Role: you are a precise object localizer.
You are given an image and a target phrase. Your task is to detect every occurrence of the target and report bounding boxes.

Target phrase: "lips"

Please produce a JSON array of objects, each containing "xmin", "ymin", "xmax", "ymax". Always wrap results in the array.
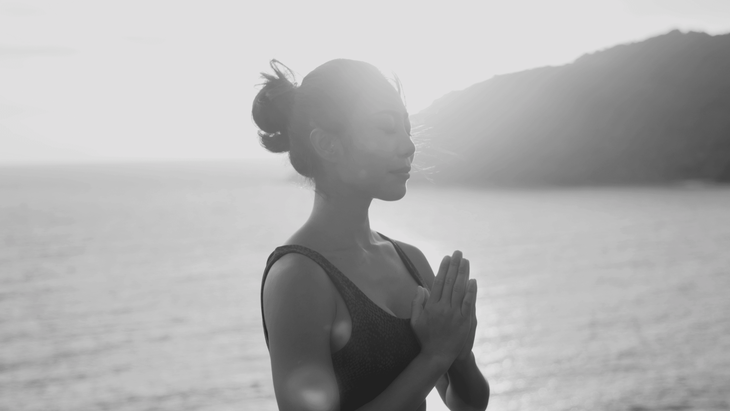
[{"xmin": 390, "ymin": 166, "xmax": 411, "ymax": 174}]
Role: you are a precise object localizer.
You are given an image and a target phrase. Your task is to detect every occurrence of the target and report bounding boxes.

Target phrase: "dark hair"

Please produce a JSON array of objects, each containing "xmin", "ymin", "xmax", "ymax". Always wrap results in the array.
[{"xmin": 252, "ymin": 59, "xmax": 404, "ymax": 181}]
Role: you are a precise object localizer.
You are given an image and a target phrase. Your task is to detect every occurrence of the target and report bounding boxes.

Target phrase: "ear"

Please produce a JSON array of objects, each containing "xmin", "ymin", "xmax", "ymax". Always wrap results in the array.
[{"xmin": 309, "ymin": 128, "xmax": 344, "ymax": 162}]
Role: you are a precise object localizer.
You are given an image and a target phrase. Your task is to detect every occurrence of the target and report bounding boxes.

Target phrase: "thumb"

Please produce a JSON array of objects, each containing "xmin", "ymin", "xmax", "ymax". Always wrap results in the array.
[{"xmin": 411, "ymin": 286, "xmax": 425, "ymax": 322}]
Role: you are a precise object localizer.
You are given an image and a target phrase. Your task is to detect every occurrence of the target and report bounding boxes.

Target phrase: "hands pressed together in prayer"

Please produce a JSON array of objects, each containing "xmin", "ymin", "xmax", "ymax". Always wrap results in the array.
[{"xmin": 410, "ymin": 251, "xmax": 478, "ymax": 367}]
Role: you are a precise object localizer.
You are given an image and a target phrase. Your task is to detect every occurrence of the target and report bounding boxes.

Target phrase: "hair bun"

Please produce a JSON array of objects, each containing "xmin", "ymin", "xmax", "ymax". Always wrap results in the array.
[{"xmin": 252, "ymin": 60, "xmax": 298, "ymax": 153}]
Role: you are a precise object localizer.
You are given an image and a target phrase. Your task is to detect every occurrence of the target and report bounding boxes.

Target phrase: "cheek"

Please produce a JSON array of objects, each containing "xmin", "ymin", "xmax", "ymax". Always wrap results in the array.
[
  {"xmin": 344, "ymin": 132, "xmax": 397, "ymax": 184},
  {"xmin": 347, "ymin": 144, "xmax": 392, "ymax": 183},
  {"xmin": 353, "ymin": 134, "xmax": 397, "ymax": 157},
  {"xmin": 356, "ymin": 169, "xmax": 370, "ymax": 181}
]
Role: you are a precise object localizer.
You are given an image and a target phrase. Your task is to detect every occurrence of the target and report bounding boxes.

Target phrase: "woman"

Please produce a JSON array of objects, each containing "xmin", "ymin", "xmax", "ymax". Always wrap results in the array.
[{"xmin": 255, "ymin": 59, "xmax": 489, "ymax": 411}]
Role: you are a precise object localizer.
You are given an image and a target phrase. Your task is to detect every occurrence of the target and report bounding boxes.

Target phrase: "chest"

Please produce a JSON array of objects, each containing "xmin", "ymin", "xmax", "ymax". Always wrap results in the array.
[{"xmin": 325, "ymin": 246, "xmax": 420, "ymax": 319}]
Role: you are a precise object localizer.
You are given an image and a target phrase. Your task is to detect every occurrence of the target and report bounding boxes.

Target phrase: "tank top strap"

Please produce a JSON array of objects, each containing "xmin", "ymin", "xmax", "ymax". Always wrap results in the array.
[
  {"xmin": 260, "ymin": 244, "xmax": 369, "ymax": 348},
  {"xmin": 376, "ymin": 232, "xmax": 427, "ymax": 288}
]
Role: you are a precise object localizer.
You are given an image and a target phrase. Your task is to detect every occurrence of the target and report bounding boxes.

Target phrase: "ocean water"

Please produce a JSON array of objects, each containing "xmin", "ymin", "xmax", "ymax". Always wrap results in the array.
[{"xmin": 1, "ymin": 160, "xmax": 728, "ymax": 411}]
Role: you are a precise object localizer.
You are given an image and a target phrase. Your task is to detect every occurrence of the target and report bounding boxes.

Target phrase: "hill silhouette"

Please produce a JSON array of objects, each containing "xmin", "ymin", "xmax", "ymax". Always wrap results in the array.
[{"xmin": 411, "ymin": 29, "xmax": 730, "ymax": 186}]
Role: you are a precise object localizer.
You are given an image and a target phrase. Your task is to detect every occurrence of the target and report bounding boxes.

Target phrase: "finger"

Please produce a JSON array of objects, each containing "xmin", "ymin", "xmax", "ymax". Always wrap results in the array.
[
  {"xmin": 452, "ymin": 258, "xmax": 470, "ymax": 305},
  {"xmin": 410, "ymin": 286, "xmax": 425, "ymax": 323},
  {"xmin": 471, "ymin": 279, "xmax": 478, "ymax": 320},
  {"xmin": 430, "ymin": 255, "xmax": 450, "ymax": 302},
  {"xmin": 441, "ymin": 250, "xmax": 462, "ymax": 306},
  {"xmin": 461, "ymin": 279, "xmax": 477, "ymax": 317}
]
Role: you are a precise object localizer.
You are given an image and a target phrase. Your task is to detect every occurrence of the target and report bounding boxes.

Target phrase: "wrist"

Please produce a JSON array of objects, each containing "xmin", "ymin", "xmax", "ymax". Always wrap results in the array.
[
  {"xmin": 452, "ymin": 351, "xmax": 475, "ymax": 369},
  {"xmin": 418, "ymin": 350, "xmax": 454, "ymax": 372}
]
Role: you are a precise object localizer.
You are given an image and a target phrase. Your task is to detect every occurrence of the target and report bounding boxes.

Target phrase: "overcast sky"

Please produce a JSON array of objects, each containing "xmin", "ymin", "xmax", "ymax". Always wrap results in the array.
[{"xmin": 1, "ymin": 0, "xmax": 729, "ymax": 164}]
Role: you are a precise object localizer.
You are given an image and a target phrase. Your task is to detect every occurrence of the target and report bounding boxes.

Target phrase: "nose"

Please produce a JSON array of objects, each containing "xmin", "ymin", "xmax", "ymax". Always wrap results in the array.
[{"xmin": 399, "ymin": 134, "xmax": 416, "ymax": 161}]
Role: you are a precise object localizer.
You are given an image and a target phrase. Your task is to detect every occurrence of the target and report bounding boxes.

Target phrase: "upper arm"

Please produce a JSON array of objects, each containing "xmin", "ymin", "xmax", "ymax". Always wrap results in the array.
[{"xmin": 263, "ymin": 254, "xmax": 340, "ymax": 411}]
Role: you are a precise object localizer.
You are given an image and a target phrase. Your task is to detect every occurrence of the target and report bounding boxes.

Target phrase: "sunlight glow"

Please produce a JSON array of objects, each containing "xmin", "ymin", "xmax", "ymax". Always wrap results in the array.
[
  {"xmin": 284, "ymin": 364, "xmax": 338, "ymax": 411},
  {"xmin": 299, "ymin": 388, "xmax": 332, "ymax": 411},
  {"xmin": 1, "ymin": 0, "xmax": 729, "ymax": 164}
]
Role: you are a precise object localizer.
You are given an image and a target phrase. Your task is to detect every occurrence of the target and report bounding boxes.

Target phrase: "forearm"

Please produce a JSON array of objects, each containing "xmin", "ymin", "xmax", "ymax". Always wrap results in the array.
[
  {"xmin": 356, "ymin": 353, "xmax": 450, "ymax": 411},
  {"xmin": 445, "ymin": 352, "xmax": 489, "ymax": 411}
]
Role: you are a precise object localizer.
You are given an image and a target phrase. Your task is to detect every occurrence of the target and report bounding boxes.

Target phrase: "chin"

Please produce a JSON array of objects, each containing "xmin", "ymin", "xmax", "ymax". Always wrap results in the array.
[{"xmin": 376, "ymin": 183, "xmax": 408, "ymax": 202}]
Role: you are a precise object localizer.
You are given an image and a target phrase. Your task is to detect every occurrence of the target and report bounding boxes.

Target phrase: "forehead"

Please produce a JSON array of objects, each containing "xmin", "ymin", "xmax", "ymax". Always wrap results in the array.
[{"xmin": 353, "ymin": 81, "xmax": 407, "ymax": 116}]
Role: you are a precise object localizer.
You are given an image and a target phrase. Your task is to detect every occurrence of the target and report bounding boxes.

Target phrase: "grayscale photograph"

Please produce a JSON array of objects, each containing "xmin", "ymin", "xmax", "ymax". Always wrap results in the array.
[{"xmin": 1, "ymin": 1, "xmax": 729, "ymax": 410}]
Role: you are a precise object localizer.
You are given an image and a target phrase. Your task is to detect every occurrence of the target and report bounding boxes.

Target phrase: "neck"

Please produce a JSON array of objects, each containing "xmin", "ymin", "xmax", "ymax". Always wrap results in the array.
[{"xmin": 305, "ymin": 187, "xmax": 376, "ymax": 252}]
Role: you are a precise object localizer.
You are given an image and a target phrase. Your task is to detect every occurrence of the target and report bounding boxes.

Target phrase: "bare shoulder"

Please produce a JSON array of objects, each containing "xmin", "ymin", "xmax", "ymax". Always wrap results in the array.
[
  {"xmin": 391, "ymin": 239, "xmax": 437, "ymax": 289},
  {"xmin": 263, "ymin": 252, "xmax": 337, "ymax": 325},
  {"xmin": 263, "ymin": 252, "xmax": 340, "ymax": 409}
]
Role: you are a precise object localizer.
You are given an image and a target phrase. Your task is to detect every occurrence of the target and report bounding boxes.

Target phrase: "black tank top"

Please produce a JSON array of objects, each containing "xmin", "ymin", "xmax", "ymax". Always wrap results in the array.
[{"xmin": 260, "ymin": 233, "xmax": 427, "ymax": 411}]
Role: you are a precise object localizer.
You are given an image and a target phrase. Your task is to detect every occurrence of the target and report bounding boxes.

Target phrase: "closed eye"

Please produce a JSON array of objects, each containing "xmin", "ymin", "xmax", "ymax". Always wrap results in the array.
[
  {"xmin": 375, "ymin": 115, "xmax": 397, "ymax": 133},
  {"xmin": 371, "ymin": 110, "xmax": 411, "ymax": 136}
]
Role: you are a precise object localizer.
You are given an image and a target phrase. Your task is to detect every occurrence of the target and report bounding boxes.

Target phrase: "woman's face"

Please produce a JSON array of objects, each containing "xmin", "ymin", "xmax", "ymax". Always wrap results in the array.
[{"xmin": 334, "ymin": 83, "xmax": 416, "ymax": 201}]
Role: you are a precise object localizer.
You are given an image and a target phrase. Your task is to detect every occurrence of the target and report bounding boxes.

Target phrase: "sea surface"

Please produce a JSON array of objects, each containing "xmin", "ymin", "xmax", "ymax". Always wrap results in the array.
[{"xmin": 1, "ymin": 160, "xmax": 728, "ymax": 411}]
